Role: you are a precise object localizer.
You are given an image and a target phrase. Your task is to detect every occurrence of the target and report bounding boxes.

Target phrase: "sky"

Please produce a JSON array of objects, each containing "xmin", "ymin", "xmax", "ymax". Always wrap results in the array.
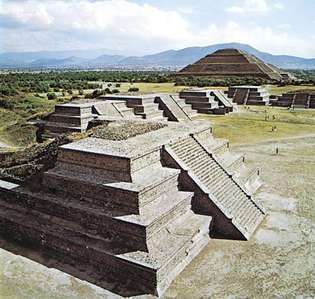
[{"xmin": 0, "ymin": 0, "xmax": 314, "ymax": 57}]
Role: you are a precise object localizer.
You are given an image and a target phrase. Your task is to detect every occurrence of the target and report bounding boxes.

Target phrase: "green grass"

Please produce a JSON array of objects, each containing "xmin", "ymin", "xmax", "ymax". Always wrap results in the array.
[
  {"xmin": 196, "ymin": 106, "xmax": 315, "ymax": 145},
  {"xmin": 0, "ymin": 94, "xmax": 61, "ymax": 147}
]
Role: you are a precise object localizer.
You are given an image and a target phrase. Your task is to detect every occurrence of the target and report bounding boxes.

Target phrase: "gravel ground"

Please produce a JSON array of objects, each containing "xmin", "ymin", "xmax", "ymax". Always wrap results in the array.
[{"xmin": 0, "ymin": 136, "xmax": 314, "ymax": 299}]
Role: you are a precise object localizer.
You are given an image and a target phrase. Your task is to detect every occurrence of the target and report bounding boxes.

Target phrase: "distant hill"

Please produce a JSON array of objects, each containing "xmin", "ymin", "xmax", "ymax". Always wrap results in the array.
[{"xmin": 1, "ymin": 43, "xmax": 314, "ymax": 70}]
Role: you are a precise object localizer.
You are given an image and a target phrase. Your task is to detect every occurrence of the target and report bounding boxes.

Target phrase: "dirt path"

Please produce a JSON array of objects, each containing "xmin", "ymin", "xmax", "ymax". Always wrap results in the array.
[{"xmin": 232, "ymin": 132, "xmax": 315, "ymax": 148}]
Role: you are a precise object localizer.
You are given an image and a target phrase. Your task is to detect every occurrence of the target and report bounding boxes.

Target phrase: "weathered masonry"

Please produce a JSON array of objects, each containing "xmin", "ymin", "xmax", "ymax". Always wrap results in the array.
[{"xmin": 0, "ymin": 120, "xmax": 265, "ymax": 297}]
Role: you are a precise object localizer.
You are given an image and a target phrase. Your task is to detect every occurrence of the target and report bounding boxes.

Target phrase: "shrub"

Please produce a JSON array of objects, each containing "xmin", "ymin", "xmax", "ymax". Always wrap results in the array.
[
  {"xmin": 0, "ymin": 98, "xmax": 15, "ymax": 109},
  {"xmin": 128, "ymin": 87, "xmax": 139, "ymax": 92},
  {"xmin": 47, "ymin": 92, "xmax": 57, "ymax": 100}
]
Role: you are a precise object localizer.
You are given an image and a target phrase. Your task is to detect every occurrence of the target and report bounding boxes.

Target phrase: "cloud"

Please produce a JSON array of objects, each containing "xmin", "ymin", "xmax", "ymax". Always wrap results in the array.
[
  {"xmin": 194, "ymin": 21, "xmax": 314, "ymax": 57},
  {"xmin": 226, "ymin": 0, "xmax": 283, "ymax": 14},
  {"xmin": 0, "ymin": 0, "xmax": 192, "ymax": 53},
  {"xmin": 0, "ymin": 0, "xmax": 314, "ymax": 57}
]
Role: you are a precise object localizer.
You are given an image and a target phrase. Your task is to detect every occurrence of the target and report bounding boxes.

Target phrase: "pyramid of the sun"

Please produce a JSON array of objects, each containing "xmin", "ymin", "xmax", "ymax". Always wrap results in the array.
[{"xmin": 177, "ymin": 48, "xmax": 284, "ymax": 81}]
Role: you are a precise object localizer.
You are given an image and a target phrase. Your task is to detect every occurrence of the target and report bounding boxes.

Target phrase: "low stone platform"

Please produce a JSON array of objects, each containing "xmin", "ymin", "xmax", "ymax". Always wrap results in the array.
[
  {"xmin": 228, "ymin": 86, "xmax": 270, "ymax": 106},
  {"xmin": 179, "ymin": 89, "xmax": 233, "ymax": 114},
  {"xmin": 270, "ymin": 91, "xmax": 315, "ymax": 109}
]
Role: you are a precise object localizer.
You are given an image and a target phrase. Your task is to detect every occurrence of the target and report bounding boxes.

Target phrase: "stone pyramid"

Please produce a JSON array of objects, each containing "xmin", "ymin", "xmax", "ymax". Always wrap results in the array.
[{"xmin": 177, "ymin": 48, "xmax": 284, "ymax": 81}]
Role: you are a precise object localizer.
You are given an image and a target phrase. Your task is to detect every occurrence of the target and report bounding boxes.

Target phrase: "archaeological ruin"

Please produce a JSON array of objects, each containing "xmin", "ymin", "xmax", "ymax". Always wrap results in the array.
[
  {"xmin": 39, "ymin": 91, "xmax": 234, "ymax": 137},
  {"xmin": 227, "ymin": 85, "xmax": 270, "ymax": 106},
  {"xmin": 0, "ymin": 89, "xmax": 266, "ymax": 297},
  {"xmin": 176, "ymin": 48, "xmax": 288, "ymax": 82},
  {"xmin": 270, "ymin": 90, "xmax": 315, "ymax": 109}
]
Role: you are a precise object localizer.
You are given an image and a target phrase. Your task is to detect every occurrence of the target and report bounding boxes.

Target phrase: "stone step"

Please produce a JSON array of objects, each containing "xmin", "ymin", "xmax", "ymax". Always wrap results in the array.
[
  {"xmin": 233, "ymin": 165, "xmax": 261, "ymax": 195},
  {"xmin": 217, "ymin": 152, "xmax": 244, "ymax": 173},
  {"xmin": 0, "ymin": 204, "xmax": 210, "ymax": 297},
  {"xmin": 121, "ymin": 108, "xmax": 137, "ymax": 117},
  {"xmin": 55, "ymin": 142, "xmax": 163, "ymax": 182},
  {"xmin": 181, "ymin": 96, "xmax": 212, "ymax": 103},
  {"xmin": 189, "ymin": 101, "xmax": 218, "ymax": 109},
  {"xmin": 140, "ymin": 109, "xmax": 164, "ymax": 120},
  {"xmin": 0, "ymin": 186, "xmax": 193, "ymax": 250},
  {"xmin": 133, "ymin": 103, "xmax": 157, "ymax": 114},
  {"xmin": 43, "ymin": 163, "xmax": 181, "ymax": 211},
  {"xmin": 55, "ymin": 105, "xmax": 92, "ymax": 116},
  {"xmin": 48, "ymin": 113, "xmax": 93, "ymax": 125},
  {"xmin": 166, "ymin": 136, "xmax": 265, "ymax": 239},
  {"xmin": 44, "ymin": 123, "xmax": 85, "ymax": 133}
]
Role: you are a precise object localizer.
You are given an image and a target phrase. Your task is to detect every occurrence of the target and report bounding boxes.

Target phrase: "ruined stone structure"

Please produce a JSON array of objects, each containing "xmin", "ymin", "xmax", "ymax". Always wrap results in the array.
[
  {"xmin": 227, "ymin": 86, "xmax": 270, "ymax": 106},
  {"xmin": 270, "ymin": 91, "xmax": 315, "ymax": 109},
  {"xmin": 177, "ymin": 48, "xmax": 285, "ymax": 81},
  {"xmin": 179, "ymin": 89, "xmax": 234, "ymax": 114},
  {"xmin": 0, "ymin": 119, "xmax": 264, "ymax": 297},
  {"xmin": 40, "ymin": 91, "xmax": 233, "ymax": 136}
]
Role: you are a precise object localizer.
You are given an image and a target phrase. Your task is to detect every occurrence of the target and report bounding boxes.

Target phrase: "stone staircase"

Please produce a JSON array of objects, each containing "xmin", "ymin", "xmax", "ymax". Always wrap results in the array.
[
  {"xmin": 179, "ymin": 90, "xmax": 221, "ymax": 114},
  {"xmin": 155, "ymin": 94, "xmax": 193, "ymax": 121},
  {"xmin": 228, "ymin": 86, "xmax": 270, "ymax": 106},
  {"xmin": 186, "ymin": 129, "xmax": 261, "ymax": 196},
  {"xmin": 210, "ymin": 90, "xmax": 234, "ymax": 112},
  {"xmin": 163, "ymin": 135, "xmax": 265, "ymax": 240},
  {"xmin": 0, "ymin": 125, "xmax": 211, "ymax": 297},
  {"xmin": 292, "ymin": 93, "xmax": 311, "ymax": 109},
  {"xmin": 100, "ymin": 95, "xmax": 168, "ymax": 121},
  {"xmin": 170, "ymin": 95, "xmax": 198, "ymax": 118}
]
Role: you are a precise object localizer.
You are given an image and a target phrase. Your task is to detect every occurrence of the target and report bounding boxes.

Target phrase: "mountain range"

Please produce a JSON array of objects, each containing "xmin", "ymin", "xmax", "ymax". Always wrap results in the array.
[{"xmin": 1, "ymin": 43, "xmax": 314, "ymax": 70}]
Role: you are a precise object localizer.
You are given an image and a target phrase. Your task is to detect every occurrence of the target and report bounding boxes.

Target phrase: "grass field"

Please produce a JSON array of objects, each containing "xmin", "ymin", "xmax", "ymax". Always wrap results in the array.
[{"xmin": 196, "ymin": 106, "xmax": 315, "ymax": 145}]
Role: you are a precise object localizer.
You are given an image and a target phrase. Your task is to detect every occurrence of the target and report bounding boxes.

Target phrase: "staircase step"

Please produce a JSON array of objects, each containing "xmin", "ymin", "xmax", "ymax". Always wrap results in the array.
[
  {"xmin": 0, "ymin": 204, "xmax": 210, "ymax": 296},
  {"xmin": 43, "ymin": 163, "xmax": 181, "ymax": 210},
  {"xmin": 165, "ymin": 136, "xmax": 265, "ymax": 239}
]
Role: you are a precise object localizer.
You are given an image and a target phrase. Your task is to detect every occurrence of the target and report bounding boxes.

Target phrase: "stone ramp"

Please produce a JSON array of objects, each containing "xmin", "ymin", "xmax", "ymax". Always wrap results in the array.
[
  {"xmin": 92, "ymin": 101, "xmax": 124, "ymax": 118},
  {"xmin": 155, "ymin": 94, "xmax": 192, "ymax": 122},
  {"xmin": 211, "ymin": 90, "xmax": 233, "ymax": 112},
  {"xmin": 164, "ymin": 135, "xmax": 265, "ymax": 240}
]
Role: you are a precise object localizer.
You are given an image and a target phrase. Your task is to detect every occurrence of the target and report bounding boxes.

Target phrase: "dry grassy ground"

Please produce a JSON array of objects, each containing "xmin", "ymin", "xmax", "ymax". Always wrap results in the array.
[{"xmin": 196, "ymin": 106, "xmax": 315, "ymax": 145}]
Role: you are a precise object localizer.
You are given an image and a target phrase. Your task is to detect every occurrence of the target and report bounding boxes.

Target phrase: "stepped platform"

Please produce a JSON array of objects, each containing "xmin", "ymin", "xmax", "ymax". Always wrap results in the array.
[
  {"xmin": 1, "ymin": 120, "xmax": 266, "ymax": 296},
  {"xmin": 228, "ymin": 86, "xmax": 270, "ymax": 106},
  {"xmin": 0, "ymin": 120, "xmax": 214, "ymax": 297},
  {"xmin": 179, "ymin": 89, "xmax": 233, "ymax": 114},
  {"xmin": 99, "ymin": 95, "xmax": 168, "ymax": 121},
  {"xmin": 42, "ymin": 102, "xmax": 96, "ymax": 135},
  {"xmin": 271, "ymin": 91, "xmax": 315, "ymax": 109}
]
